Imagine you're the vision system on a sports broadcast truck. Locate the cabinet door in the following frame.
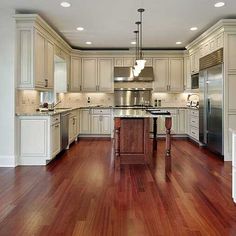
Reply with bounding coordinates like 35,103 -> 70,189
184,56 -> 191,90
51,123 -> 60,158
114,58 -> 123,66
178,109 -> 186,134
80,109 -> 91,134
73,117 -> 78,138
153,58 -> 169,92
169,58 -> 184,92
34,30 -> 46,88
91,115 -> 101,134
69,117 -> 74,143
123,58 -> 135,66
144,58 -> 153,66
101,115 -> 111,134
98,58 -> 113,92
71,57 -> 82,92
190,53 -> 195,75
45,40 -> 54,89
82,58 -> 97,91
76,110 -> 80,135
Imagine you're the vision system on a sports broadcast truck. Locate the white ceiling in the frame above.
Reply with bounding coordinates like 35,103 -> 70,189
2,0 -> 236,49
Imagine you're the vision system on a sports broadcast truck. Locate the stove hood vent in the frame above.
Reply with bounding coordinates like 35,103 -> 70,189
114,66 -> 154,82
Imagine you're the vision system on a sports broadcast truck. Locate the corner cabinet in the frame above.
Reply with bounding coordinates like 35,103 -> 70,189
153,58 -> 184,92
82,58 -> 114,92
16,24 -> 54,90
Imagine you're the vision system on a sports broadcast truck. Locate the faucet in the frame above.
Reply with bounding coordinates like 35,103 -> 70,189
53,100 -> 62,108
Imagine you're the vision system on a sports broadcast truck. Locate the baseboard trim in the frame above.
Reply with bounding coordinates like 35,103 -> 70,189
0,155 -> 17,167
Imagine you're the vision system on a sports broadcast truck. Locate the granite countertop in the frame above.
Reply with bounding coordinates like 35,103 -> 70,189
113,109 -> 171,118
16,105 -> 198,117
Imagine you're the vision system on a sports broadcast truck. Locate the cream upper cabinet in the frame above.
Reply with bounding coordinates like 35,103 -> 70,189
114,58 -> 135,67
45,40 -> 54,88
16,25 -> 54,90
184,56 -> 191,91
153,58 -> 169,92
82,58 -> 97,92
153,58 -> 184,92
169,58 -> 184,92
98,58 -> 113,92
123,58 -> 135,66
71,57 -> 82,92
190,49 -> 200,74
144,58 -> 153,66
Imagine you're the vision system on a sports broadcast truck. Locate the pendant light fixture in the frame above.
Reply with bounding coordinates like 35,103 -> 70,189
132,8 -> 146,77
136,8 -> 146,70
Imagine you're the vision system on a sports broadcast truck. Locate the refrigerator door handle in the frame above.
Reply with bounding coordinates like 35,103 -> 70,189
208,98 -> 211,114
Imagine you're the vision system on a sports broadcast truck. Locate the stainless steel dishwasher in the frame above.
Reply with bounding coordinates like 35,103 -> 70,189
61,112 -> 70,150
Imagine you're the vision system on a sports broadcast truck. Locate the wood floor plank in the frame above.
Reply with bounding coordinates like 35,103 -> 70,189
0,139 -> 235,236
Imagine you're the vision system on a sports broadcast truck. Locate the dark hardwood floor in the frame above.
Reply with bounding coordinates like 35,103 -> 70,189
0,139 -> 235,236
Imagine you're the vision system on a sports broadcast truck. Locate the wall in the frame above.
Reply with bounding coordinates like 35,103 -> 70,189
0,9 -> 16,166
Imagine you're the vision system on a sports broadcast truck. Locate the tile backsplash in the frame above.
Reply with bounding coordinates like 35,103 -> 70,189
16,90 -> 189,113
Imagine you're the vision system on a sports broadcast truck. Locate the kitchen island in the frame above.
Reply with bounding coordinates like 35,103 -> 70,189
113,109 -> 172,172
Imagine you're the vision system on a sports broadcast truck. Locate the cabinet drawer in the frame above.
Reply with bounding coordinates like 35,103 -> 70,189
190,116 -> 199,128
190,110 -> 199,117
93,109 -> 111,115
51,115 -> 60,125
190,126 -> 199,140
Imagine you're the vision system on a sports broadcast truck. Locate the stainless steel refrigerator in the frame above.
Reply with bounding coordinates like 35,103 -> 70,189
199,49 -> 224,156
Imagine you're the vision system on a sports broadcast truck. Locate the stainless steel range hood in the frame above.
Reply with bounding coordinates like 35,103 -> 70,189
114,67 -> 154,82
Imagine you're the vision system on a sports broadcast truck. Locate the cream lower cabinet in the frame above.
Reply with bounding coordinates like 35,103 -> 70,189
154,109 -> 187,135
80,109 -> 111,135
18,114 -> 61,165
80,109 -> 91,134
68,111 -> 78,145
188,109 -> 199,141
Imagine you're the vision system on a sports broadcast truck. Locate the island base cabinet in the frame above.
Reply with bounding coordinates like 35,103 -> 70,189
114,118 -> 152,165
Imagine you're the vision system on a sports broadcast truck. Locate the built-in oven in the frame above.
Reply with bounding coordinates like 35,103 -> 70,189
191,73 -> 199,90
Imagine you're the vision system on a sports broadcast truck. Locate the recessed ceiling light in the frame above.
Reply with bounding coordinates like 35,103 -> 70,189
86,41 -> 92,45
214,2 -> 225,7
190,27 -> 198,31
76,27 -> 84,31
60,2 -> 71,7
131,41 -> 136,45
176,41 -> 182,45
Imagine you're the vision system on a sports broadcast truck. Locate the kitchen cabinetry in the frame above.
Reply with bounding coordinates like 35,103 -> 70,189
190,49 -> 200,75
91,109 -> 111,134
82,58 -> 97,91
16,26 -> 54,90
18,114 -> 61,165
51,115 -> 61,158
68,111 -> 78,144
184,55 -> 192,91
80,109 -> 91,134
153,58 -> 184,92
71,57 -> 82,92
82,58 -> 113,92
80,108 -> 111,135
188,109 -> 199,141
98,58 -> 113,92
114,58 -> 135,66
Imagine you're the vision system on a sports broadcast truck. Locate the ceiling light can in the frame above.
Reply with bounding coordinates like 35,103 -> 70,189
60,2 -> 71,7
214,2 -> 225,7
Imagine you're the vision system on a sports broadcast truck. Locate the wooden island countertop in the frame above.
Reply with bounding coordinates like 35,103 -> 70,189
113,109 -> 172,173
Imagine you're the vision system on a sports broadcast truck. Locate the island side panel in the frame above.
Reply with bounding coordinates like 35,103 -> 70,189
114,117 -> 152,165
